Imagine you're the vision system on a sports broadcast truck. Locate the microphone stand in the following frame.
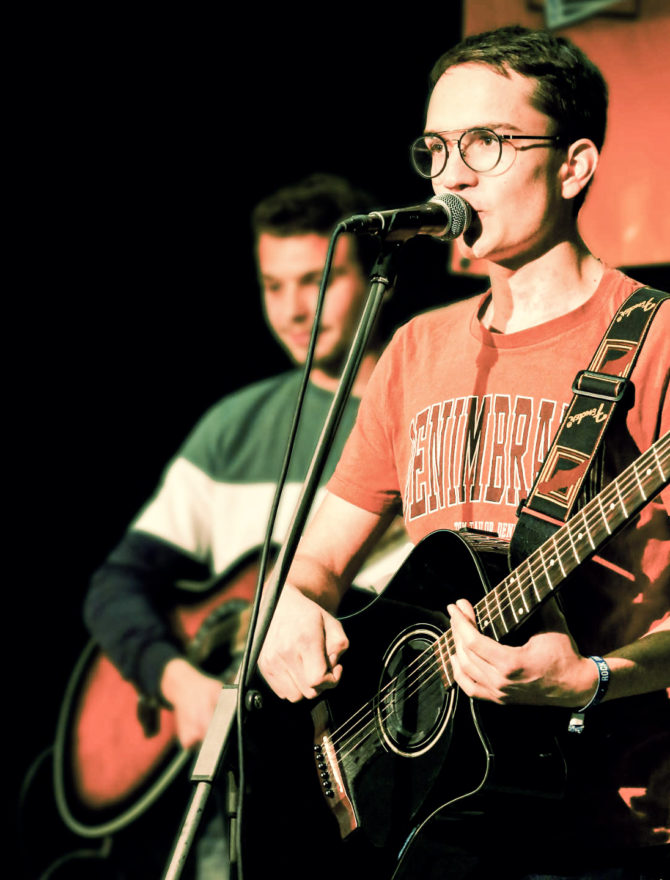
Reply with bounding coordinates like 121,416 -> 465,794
162,235 -> 404,880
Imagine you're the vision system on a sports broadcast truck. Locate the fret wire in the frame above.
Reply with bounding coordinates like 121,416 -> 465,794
614,476 -> 629,518
552,531 -> 567,577
597,492 -> 612,535
566,519 -> 581,563
605,480 -> 631,525
502,569 -> 525,619
518,560 -> 540,615
602,483 -> 620,521
581,506 -> 596,549
633,459 -> 647,500
538,543 -> 555,601
494,578 -> 509,634
518,566 -> 532,613
524,555 -> 542,603
525,560 -> 543,611
506,571 -> 521,623
527,555 -> 543,601
583,499 -> 607,548
478,592 -> 495,636
489,593 -> 501,639
651,443 -> 666,481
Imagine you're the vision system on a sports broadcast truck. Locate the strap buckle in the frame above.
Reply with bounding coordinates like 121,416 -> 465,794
571,369 -> 629,402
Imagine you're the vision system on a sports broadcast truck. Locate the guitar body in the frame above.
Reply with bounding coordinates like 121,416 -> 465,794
311,530 -> 567,869
303,437 -> 669,876
53,550 -> 260,837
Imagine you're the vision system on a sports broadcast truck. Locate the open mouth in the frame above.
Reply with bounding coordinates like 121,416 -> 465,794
463,209 -> 482,247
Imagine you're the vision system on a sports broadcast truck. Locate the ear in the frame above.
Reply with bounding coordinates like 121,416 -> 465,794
558,138 -> 599,202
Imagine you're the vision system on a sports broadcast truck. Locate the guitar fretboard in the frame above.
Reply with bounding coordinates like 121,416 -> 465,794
434,432 -> 669,686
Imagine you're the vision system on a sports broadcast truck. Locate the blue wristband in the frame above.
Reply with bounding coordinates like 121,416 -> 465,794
577,655 -> 610,712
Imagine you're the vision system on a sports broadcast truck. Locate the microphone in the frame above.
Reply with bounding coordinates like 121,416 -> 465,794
341,192 -> 471,242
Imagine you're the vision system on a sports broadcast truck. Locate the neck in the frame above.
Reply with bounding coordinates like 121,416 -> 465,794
310,348 -> 379,398
483,239 -> 604,334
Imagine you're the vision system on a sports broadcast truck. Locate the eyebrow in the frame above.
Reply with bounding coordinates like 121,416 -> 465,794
424,122 -> 524,135
261,268 -> 342,285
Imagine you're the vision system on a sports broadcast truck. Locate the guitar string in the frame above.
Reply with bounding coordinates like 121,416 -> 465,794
326,442 -> 668,756
328,459 -> 662,764
328,443 -> 668,758
328,443 -> 669,764
324,440 -> 668,764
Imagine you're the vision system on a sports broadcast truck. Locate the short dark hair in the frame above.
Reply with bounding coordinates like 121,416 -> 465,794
429,27 -> 608,212
430,26 -> 608,150
251,173 -> 379,273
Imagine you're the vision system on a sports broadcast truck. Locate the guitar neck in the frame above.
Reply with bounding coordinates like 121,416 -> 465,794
435,433 -> 669,685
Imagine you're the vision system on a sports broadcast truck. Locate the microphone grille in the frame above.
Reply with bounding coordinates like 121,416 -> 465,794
429,192 -> 472,240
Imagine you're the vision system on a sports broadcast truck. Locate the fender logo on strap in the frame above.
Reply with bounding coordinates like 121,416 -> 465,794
615,296 -> 657,322
565,403 -> 608,429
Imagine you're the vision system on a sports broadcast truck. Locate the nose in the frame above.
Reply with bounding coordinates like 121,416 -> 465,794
433,145 -> 478,192
282,283 -> 313,324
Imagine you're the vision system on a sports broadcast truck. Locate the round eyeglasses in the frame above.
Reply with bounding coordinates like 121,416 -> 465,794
410,128 -> 563,177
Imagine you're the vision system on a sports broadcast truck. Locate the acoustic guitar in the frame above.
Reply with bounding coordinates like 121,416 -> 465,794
305,433 -> 669,875
52,548 -> 267,838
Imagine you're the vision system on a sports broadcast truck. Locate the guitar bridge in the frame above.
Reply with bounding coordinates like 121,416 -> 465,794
311,701 -> 358,838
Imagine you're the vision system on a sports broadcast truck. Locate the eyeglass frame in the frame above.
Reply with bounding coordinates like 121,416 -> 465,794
410,127 -> 565,178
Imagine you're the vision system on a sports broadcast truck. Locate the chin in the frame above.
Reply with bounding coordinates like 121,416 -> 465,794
463,230 -> 521,265
458,235 -> 492,263
314,349 -> 347,376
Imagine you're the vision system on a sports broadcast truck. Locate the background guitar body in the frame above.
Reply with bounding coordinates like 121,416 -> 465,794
53,549 -> 260,838
51,517 -> 412,842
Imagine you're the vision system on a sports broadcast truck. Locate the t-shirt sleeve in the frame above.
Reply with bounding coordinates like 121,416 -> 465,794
327,336 -> 403,515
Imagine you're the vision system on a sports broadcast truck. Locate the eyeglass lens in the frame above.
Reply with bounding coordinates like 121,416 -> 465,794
411,129 -> 503,177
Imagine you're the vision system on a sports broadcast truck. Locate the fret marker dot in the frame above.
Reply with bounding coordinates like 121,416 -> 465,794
518,608 -> 524,616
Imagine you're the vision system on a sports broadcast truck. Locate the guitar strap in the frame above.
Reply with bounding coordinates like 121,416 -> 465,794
510,285 -> 669,567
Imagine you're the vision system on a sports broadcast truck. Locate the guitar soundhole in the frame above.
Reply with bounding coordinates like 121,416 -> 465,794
376,625 -> 453,758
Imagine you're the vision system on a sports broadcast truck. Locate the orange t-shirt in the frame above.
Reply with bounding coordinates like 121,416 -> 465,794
329,267 -> 669,851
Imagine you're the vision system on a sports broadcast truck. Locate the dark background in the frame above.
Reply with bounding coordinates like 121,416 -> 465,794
12,7 -> 669,878
14,10 -> 478,877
